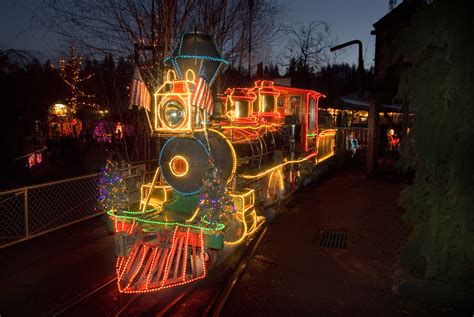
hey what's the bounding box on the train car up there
[108,32,337,294]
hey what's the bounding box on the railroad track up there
[51,277,117,316]
[116,223,269,316]
[51,219,269,316]
[203,225,268,317]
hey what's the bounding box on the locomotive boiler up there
[108,32,337,293]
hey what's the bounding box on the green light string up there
[107,210,225,232]
[110,208,157,215]
[201,214,229,231]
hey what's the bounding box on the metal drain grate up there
[319,231,348,249]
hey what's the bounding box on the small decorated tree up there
[98,160,129,213]
[198,158,235,229]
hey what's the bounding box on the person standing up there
[348,131,359,158]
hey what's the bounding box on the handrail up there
[141,167,160,212]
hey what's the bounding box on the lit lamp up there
[52,103,68,117]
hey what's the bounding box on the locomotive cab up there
[273,86,323,153]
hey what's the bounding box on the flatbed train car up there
[108,32,338,294]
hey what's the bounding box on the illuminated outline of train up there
[109,32,337,293]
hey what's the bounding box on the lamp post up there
[331,40,377,176]
[330,40,364,97]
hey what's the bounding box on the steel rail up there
[52,277,118,316]
[113,293,141,317]
[203,225,268,317]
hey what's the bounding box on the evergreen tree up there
[395,0,474,281]
[270,64,280,78]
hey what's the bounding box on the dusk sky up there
[0,0,389,68]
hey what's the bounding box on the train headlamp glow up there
[169,155,189,177]
[161,100,186,129]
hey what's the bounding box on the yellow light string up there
[220,123,280,130]
[267,169,284,199]
[59,52,97,110]
[224,212,247,246]
[154,70,195,133]
[239,152,317,180]
[185,206,201,223]
[169,155,190,177]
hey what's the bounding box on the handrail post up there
[141,167,160,212]
[23,188,29,238]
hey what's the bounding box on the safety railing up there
[0,163,147,249]
[335,127,369,151]
[317,129,337,161]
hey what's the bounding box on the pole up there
[367,94,379,176]
[330,40,364,96]
[331,40,378,176]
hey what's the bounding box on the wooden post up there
[367,95,379,176]
[401,99,409,137]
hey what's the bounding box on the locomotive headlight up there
[161,99,186,129]
[169,155,189,177]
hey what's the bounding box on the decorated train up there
[108,32,338,293]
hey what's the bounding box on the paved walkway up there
[221,161,472,316]
[1,159,472,316]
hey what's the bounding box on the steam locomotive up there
[109,33,337,293]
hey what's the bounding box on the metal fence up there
[0,164,147,249]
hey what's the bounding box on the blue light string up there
[176,55,229,63]
[177,33,185,55]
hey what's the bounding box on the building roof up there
[372,0,421,32]
[335,92,402,112]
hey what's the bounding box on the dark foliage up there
[0,51,151,189]
[395,0,474,281]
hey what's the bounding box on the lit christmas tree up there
[59,46,97,111]
[198,158,235,229]
[98,160,129,212]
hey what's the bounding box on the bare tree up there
[284,20,334,71]
[0,49,38,69]
[36,0,281,86]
